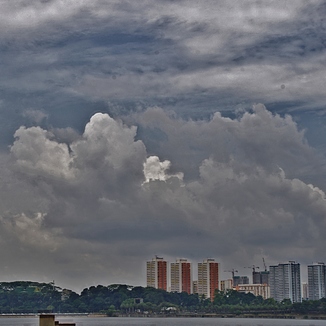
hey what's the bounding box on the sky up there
[1,0,326,293]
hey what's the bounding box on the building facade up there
[236,284,270,300]
[308,262,326,300]
[269,261,301,303]
[146,256,168,290]
[170,259,192,294]
[302,282,308,301]
[253,271,270,285]
[192,280,198,295]
[233,275,249,287]
[197,258,219,300]
[220,279,233,293]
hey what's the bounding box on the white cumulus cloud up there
[143,156,184,183]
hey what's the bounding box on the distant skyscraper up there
[170,259,192,294]
[269,261,301,303]
[261,271,270,285]
[308,262,326,300]
[233,275,249,287]
[253,271,270,285]
[146,256,167,290]
[252,271,261,284]
[197,258,219,300]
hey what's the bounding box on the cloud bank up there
[0,105,324,290]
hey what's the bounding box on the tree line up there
[0,281,326,316]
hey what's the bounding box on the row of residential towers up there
[147,257,219,300]
[147,257,326,303]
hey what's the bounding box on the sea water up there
[1,316,325,326]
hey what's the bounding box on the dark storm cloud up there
[0,0,325,131]
[1,106,325,290]
[129,105,319,182]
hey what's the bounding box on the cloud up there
[72,113,146,173]
[10,112,146,181]
[143,156,183,183]
[0,212,58,251]
[11,126,73,180]
[1,0,326,121]
[22,109,48,124]
[131,104,317,182]
[4,106,326,290]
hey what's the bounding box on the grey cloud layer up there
[0,0,325,132]
[132,105,317,181]
[1,106,325,290]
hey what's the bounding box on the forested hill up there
[1,281,326,317]
[0,281,59,293]
[0,281,199,314]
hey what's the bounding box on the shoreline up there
[0,313,326,321]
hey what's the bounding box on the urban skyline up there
[146,256,326,302]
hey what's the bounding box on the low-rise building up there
[220,279,233,293]
[236,283,270,300]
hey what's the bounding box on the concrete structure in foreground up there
[197,258,219,300]
[146,256,168,290]
[39,315,75,326]
[39,315,56,326]
[170,258,192,294]
[308,262,326,300]
[236,283,270,300]
[269,261,301,303]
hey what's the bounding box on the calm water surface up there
[1,316,325,326]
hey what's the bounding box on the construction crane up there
[244,265,260,272]
[224,269,238,279]
[262,257,267,272]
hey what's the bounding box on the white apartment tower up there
[269,261,301,303]
[170,259,192,294]
[146,256,167,291]
[308,262,326,300]
[197,258,219,300]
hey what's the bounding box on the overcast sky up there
[1,0,326,292]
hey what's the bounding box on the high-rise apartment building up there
[253,271,270,285]
[252,271,261,284]
[269,261,301,303]
[308,262,326,300]
[233,275,249,287]
[197,258,219,300]
[146,256,167,290]
[170,259,192,294]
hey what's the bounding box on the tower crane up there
[262,257,267,272]
[224,269,238,279]
[244,265,260,272]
